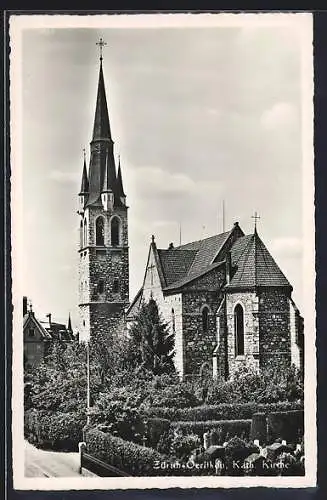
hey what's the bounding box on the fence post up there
[78,442,86,475]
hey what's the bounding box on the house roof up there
[23,312,52,339]
[157,249,198,286]
[226,230,292,290]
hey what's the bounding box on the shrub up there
[142,401,303,422]
[24,409,85,451]
[267,410,304,444]
[149,384,201,409]
[146,418,171,449]
[170,431,201,460]
[85,427,166,476]
[224,437,258,475]
[171,419,252,443]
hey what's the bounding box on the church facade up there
[77,45,304,379]
[126,223,304,380]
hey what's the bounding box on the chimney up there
[46,313,52,328]
[226,252,232,284]
[168,242,174,250]
[23,296,28,316]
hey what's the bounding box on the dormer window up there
[28,328,35,338]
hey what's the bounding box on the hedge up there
[142,401,303,422]
[171,419,252,442]
[85,427,168,476]
[267,410,304,444]
[24,409,86,451]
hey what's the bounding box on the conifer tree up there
[127,297,175,375]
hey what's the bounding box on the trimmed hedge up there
[171,419,252,442]
[85,427,167,476]
[267,410,304,444]
[142,401,303,422]
[24,409,86,451]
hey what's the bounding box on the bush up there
[149,384,201,409]
[224,437,259,475]
[171,419,252,443]
[170,431,201,460]
[146,418,171,449]
[24,409,85,451]
[142,401,303,422]
[85,427,167,476]
[267,410,304,444]
[250,413,267,443]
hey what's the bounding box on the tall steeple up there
[86,42,116,208]
[92,60,112,142]
[79,150,89,195]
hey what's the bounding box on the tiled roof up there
[23,313,52,339]
[157,249,197,286]
[226,231,291,289]
[164,261,225,291]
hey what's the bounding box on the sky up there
[15,15,312,327]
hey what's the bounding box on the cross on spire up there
[96,37,107,61]
[251,211,260,231]
[83,147,86,161]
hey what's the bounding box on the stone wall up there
[78,203,129,342]
[258,288,291,370]
[225,291,260,377]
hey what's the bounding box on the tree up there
[127,298,175,375]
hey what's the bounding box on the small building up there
[23,297,75,368]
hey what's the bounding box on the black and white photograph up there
[10,13,316,489]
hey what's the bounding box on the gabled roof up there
[23,312,52,339]
[126,287,143,321]
[226,230,292,290]
[164,261,225,291]
[157,249,197,286]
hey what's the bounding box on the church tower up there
[78,41,129,342]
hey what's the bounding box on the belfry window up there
[172,308,175,333]
[96,217,105,246]
[84,219,87,247]
[202,306,209,333]
[111,217,120,246]
[80,220,83,248]
[234,304,245,356]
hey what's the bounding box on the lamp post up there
[86,340,91,426]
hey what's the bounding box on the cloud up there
[49,170,79,183]
[271,237,302,258]
[126,165,223,200]
[261,102,297,131]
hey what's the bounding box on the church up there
[77,41,304,380]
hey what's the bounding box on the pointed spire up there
[102,148,116,192]
[67,313,72,332]
[92,60,112,142]
[79,149,89,194]
[116,155,126,197]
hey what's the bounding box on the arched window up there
[202,306,209,333]
[171,308,175,333]
[234,304,245,356]
[199,362,211,380]
[96,217,104,246]
[111,217,120,246]
[80,220,83,248]
[97,280,104,295]
[84,219,88,247]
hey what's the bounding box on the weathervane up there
[251,211,260,231]
[96,37,107,61]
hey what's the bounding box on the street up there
[24,440,97,477]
